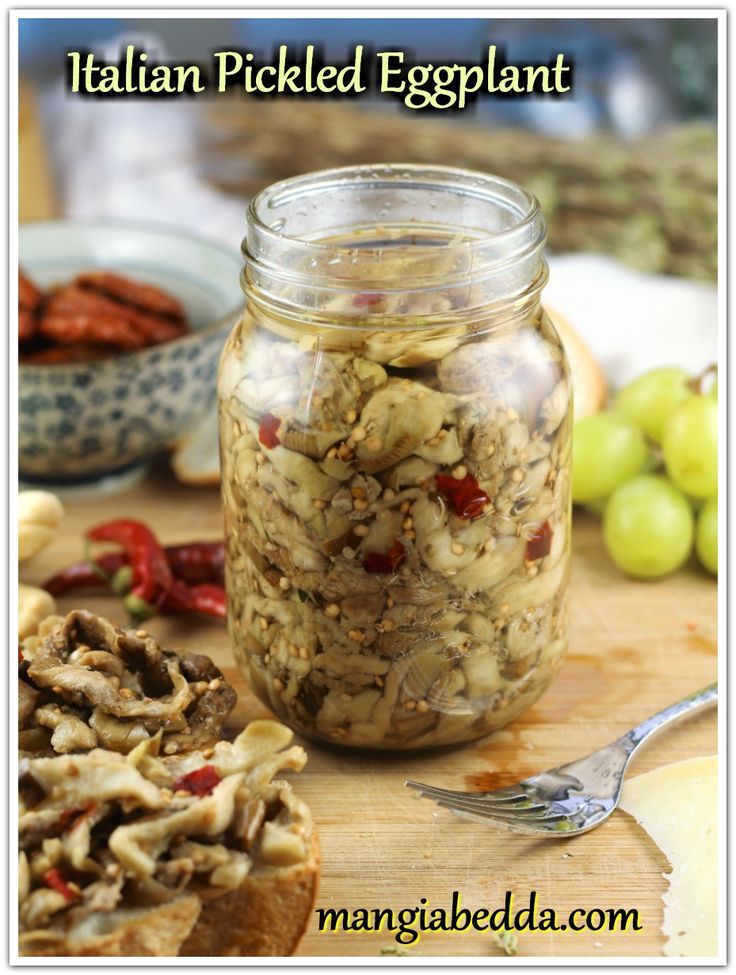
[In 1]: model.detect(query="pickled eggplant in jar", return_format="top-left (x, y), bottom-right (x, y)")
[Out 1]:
top-left (219, 165), bottom-right (571, 750)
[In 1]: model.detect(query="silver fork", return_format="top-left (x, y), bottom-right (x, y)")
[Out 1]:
top-left (406, 682), bottom-right (717, 836)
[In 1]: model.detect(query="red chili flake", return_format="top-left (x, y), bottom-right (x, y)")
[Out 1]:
top-left (58, 807), bottom-right (83, 833)
top-left (60, 802), bottom-right (98, 833)
top-left (172, 764), bottom-right (221, 797)
top-left (363, 540), bottom-right (406, 574)
top-left (526, 521), bottom-right (553, 561)
top-left (258, 413), bottom-right (281, 449)
top-left (435, 474), bottom-right (490, 520)
top-left (43, 868), bottom-right (78, 902)
top-left (352, 293), bottom-right (383, 308)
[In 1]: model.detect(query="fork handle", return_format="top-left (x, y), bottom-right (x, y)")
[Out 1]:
top-left (619, 682), bottom-right (717, 755)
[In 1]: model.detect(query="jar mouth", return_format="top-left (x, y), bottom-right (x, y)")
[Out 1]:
top-left (245, 164), bottom-right (547, 309)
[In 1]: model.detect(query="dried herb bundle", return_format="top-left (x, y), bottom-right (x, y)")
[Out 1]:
top-left (199, 100), bottom-right (716, 281)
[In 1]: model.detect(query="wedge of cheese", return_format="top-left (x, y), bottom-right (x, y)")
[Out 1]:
top-left (620, 756), bottom-right (718, 958)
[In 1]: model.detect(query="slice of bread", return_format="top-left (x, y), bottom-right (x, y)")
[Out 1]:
top-left (20, 897), bottom-right (202, 957)
top-left (171, 403), bottom-right (220, 487)
top-left (545, 305), bottom-right (607, 418)
top-left (19, 722), bottom-right (319, 957)
top-left (19, 612), bottom-right (319, 958)
top-left (181, 833), bottom-right (320, 957)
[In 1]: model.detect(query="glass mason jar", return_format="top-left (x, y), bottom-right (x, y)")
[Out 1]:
top-left (219, 165), bottom-right (571, 750)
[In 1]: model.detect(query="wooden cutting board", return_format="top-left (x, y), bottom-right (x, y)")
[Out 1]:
top-left (20, 465), bottom-right (718, 959)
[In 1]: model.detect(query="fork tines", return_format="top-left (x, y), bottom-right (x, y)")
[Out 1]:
top-left (405, 779), bottom-right (571, 833)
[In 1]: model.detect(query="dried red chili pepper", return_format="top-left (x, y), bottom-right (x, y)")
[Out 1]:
top-left (173, 764), bottom-right (221, 796)
top-left (87, 519), bottom-right (173, 620)
top-left (162, 580), bottom-right (227, 620)
top-left (44, 561), bottom-right (226, 621)
top-left (57, 807), bottom-right (84, 833)
top-left (57, 808), bottom-right (82, 833)
top-left (186, 584), bottom-right (226, 619)
top-left (165, 542), bottom-right (225, 585)
top-left (43, 868), bottom-right (78, 902)
top-left (43, 541), bottom-right (225, 596)
top-left (258, 413), bottom-right (281, 448)
top-left (363, 540), bottom-right (406, 574)
top-left (43, 553), bottom-right (126, 595)
top-left (525, 521), bottom-right (553, 560)
top-left (435, 474), bottom-right (490, 520)
top-left (43, 526), bottom-right (226, 624)
top-left (58, 802), bottom-right (98, 834)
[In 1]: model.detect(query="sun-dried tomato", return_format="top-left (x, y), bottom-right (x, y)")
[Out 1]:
top-left (43, 868), bottom-right (78, 902)
top-left (526, 521), bottom-right (553, 560)
top-left (40, 286), bottom-right (152, 351)
top-left (435, 474), bottom-right (490, 520)
top-left (258, 413), bottom-right (281, 448)
top-left (19, 270), bottom-right (44, 343)
top-left (20, 343), bottom-right (111, 365)
top-left (76, 271), bottom-right (185, 321)
top-left (20, 268), bottom-right (188, 361)
top-left (173, 764), bottom-right (221, 796)
top-left (363, 540), bottom-right (406, 574)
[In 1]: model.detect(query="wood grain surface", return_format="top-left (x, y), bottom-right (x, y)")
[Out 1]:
top-left (20, 465), bottom-right (718, 959)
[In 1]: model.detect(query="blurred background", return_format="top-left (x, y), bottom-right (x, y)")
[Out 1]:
top-left (19, 16), bottom-right (718, 279)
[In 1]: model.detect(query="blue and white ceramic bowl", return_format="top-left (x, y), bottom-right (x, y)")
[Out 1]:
top-left (19, 221), bottom-right (243, 489)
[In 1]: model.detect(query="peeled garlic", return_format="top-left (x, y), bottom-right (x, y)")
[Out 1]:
top-left (18, 491), bottom-right (64, 561)
top-left (18, 584), bottom-right (57, 640)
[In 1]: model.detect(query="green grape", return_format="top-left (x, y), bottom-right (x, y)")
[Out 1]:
top-left (603, 475), bottom-right (694, 578)
top-left (695, 497), bottom-right (718, 575)
top-left (662, 395), bottom-right (718, 498)
top-left (572, 412), bottom-right (649, 503)
top-left (615, 367), bottom-right (692, 443)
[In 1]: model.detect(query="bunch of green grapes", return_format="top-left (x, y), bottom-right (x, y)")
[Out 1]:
top-left (572, 367), bottom-right (718, 579)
